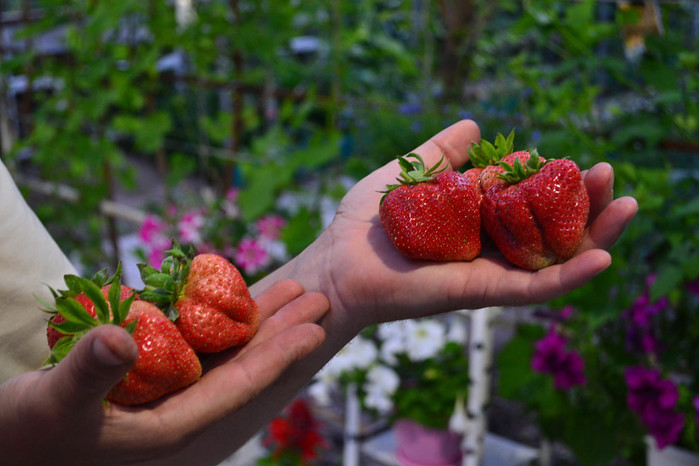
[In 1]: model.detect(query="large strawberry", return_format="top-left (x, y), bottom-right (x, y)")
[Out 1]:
top-left (480, 154), bottom-right (590, 270)
top-left (379, 153), bottom-right (481, 261)
top-left (139, 245), bottom-right (260, 353)
top-left (46, 269), bottom-right (202, 406)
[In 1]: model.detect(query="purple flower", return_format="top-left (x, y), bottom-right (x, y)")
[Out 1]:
top-left (531, 328), bottom-right (586, 391)
top-left (687, 278), bottom-right (699, 296)
top-left (623, 276), bottom-right (669, 356)
top-left (625, 367), bottom-right (684, 449)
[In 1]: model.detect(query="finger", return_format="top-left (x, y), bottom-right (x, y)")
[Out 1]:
top-left (46, 325), bottom-right (138, 411)
top-left (250, 292), bottom-right (330, 349)
top-left (253, 279), bottom-right (304, 321)
top-left (363, 119), bottom-right (481, 207)
top-left (157, 323), bottom-right (326, 432)
top-left (201, 291), bottom-right (330, 368)
top-left (480, 249), bottom-right (613, 307)
top-left (578, 196), bottom-right (638, 252)
top-left (411, 119), bottom-right (481, 170)
top-left (582, 162), bottom-right (615, 223)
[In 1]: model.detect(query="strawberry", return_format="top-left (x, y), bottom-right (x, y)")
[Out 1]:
top-left (466, 130), bottom-right (536, 193)
top-left (379, 153), bottom-right (481, 261)
top-left (45, 269), bottom-right (202, 406)
top-left (139, 245), bottom-right (260, 353)
top-left (480, 154), bottom-right (590, 270)
top-left (45, 267), bottom-right (137, 349)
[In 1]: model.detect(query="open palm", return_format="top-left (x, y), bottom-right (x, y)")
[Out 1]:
top-left (263, 120), bottom-right (638, 327)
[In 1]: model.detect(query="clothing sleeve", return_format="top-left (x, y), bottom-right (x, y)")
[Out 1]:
top-left (0, 159), bottom-right (77, 383)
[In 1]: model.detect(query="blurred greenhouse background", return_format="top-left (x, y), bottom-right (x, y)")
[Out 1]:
top-left (1, 0), bottom-right (698, 465)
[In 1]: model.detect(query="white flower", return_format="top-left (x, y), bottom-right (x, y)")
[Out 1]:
top-left (364, 386), bottom-right (394, 413)
top-left (365, 365), bottom-right (400, 395)
top-left (363, 365), bottom-right (400, 413)
top-left (327, 336), bottom-right (378, 375)
top-left (262, 239), bottom-right (289, 262)
top-left (404, 319), bottom-right (446, 361)
top-left (446, 318), bottom-right (468, 345)
top-left (308, 380), bottom-right (333, 406)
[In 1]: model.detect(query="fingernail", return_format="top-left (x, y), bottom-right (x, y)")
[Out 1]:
top-left (93, 337), bottom-right (125, 366)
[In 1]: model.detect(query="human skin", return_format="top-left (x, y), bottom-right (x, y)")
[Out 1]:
top-left (0, 280), bottom-right (329, 466)
top-left (161, 119), bottom-right (638, 465)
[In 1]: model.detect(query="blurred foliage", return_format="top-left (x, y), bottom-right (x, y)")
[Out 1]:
top-left (1, 0), bottom-right (699, 462)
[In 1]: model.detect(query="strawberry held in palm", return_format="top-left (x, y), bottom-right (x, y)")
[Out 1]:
top-left (379, 153), bottom-right (482, 261)
top-left (480, 153), bottom-right (590, 270)
top-left (139, 244), bottom-right (260, 353)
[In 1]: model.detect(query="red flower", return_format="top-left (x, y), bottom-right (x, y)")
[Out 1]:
top-left (264, 399), bottom-right (327, 464)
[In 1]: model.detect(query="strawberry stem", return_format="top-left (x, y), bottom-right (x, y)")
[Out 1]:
top-left (379, 152), bottom-right (449, 204)
top-left (467, 130), bottom-right (515, 168)
top-left (497, 150), bottom-right (547, 184)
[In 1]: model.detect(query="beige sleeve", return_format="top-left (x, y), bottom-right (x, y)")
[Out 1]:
top-left (0, 160), bottom-right (77, 383)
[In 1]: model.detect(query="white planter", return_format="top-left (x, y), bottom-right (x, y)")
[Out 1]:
top-left (646, 436), bottom-right (699, 466)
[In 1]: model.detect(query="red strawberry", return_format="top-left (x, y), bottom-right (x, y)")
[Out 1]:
top-left (379, 153), bottom-right (481, 261)
top-left (480, 154), bottom-right (590, 270)
top-left (139, 245), bottom-right (260, 353)
top-left (46, 269), bottom-right (202, 406)
top-left (46, 283), bottom-right (135, 349)
top-left (106, 300), bottom-right (202, 406)
top-left (466, 131), bottom-right (535, 193)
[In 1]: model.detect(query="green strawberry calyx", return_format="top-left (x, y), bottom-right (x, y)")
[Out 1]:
top-left (45, 263), bottom-right (136, 365)
top-left (138, 241), bottom-right (194, 322)
top-left (379, 152), bottom-right (449, 204)
top-left (467, 130), bottom-right (515, 168)
top-left (497, 150), bottom-right (548, 184)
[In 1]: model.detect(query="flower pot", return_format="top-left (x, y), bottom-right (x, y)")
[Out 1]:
top-left (646, 436), bottom-right (699, 466)
top-left (394, 419), bottom-right (462, 466)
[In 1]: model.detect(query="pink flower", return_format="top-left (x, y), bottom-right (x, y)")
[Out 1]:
top-left (139, 215), bottom-right (166, 246)
top-left (148, 248), bottom-right (166, 269)
top-left (256, 215), bottom-right (286, 240)
top-left (226, 188), bottom-right (239, 203)
top-left (233, 238), bottom-right (270, 275)
top-left (178, 210), bottom-right (206, 245)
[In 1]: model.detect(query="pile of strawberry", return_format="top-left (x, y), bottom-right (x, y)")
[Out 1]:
top-left (379, 131), bottom-right (590, 270)
top-left (43, 245), bottom-right (259, 406)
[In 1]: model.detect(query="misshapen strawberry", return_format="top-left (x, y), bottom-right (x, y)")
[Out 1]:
top-left (481, 153), bottom-right (590, 270)
top-left (139, 245), bottom-right (260, 353)
top-left (379, 153), bottom-right (481, 261)
top-left (45, 268), bottom-right (202, 406)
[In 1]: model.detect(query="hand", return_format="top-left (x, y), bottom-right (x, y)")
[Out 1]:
top-left (257, 119), bottom-right (638, 330)
top-left (0, 280), bottom-right (329, 466)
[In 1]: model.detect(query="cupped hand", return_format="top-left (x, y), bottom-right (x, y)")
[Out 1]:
top-left (0, 280), bottom-right (329, 466)
top-left (272, 119), bottom-right (638, 329)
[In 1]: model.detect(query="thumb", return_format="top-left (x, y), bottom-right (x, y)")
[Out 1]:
top-left (48, 325), bottom-right (138, 409)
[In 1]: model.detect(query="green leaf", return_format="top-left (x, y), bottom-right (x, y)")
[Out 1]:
top-left (56, 297), bottom-right (98, 329)
top-left (116, 294), bottom-right (136, 327)
top-left (49, 319), bottom-right (90, 335)
top-left (45, 336), bottom-right (78, 365)
top-left (143, 273), bottom-right (174, 290)
top-left (79, 277), bottom-right (110, 323)
top-left (650, 263), bottom-right (684, 301)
